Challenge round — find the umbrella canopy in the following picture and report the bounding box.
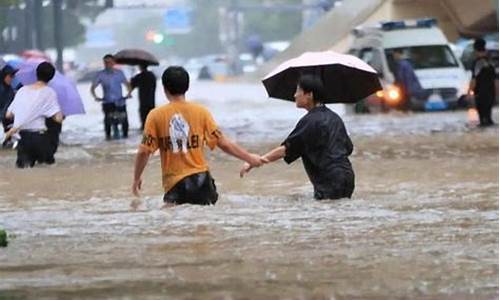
[20,49,51,62]
[114,49,159,66]
[262,51,382,103]
[15,61,85,116]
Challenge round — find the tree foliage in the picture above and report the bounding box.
[0,0,107,53]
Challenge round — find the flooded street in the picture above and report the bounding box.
[0,81,498,299]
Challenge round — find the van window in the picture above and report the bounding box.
[385,45,459,69]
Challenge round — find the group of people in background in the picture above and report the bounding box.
[0,53,158,168]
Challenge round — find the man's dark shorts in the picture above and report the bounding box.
[163,171,218,205]
[314,168,355,200]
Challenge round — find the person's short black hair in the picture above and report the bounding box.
[103,54,114,60]
[1,65,17,76]
[473,38,486,52]
[393,48,404,54]
[162,66,189,95]
[297,74,325,103]
[36,62,55,83]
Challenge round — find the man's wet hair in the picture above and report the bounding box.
[36,62,55,83]
[393,48,404,54]
[298,74,325,103]
[162,66,189,95]
[103,54,114,60]
[473,38,486,52]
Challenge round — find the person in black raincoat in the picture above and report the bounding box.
[240,74,355,200]
[0,65,18,147]
[468,38,498,127]
[130,64,156,130]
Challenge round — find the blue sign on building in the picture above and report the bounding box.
[163,7,192,34]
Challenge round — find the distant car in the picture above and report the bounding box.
[349,18,470,113]
[185,54,242,81]
[239,53,257,73]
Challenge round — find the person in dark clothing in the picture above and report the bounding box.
[240,74,355,200]
[0,65,18,147]
[45,117,61,161]
[468,38,499,127]
[131,64,156,130]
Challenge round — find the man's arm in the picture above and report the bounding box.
[216,133,266,167]
[132,147,152,197]
[3,126,19,141]
[240,145,286,177]
[125,81,132,98]
[90,82,102,101]
[52,112,64,123]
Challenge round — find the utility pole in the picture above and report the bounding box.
[53,0,64,72]
[24,0,34,49]
[34,0,44,50]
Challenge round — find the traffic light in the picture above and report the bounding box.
[153,33,164,44]
[145,30,176,46]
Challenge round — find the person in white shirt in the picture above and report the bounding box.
[4,62,63,168]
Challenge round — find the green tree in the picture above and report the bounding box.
[0,0,107,53]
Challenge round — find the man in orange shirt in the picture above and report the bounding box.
[132,66,266,207]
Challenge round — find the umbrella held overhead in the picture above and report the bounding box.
[262,50,382,103]
[114,49,159,66]
[15,61,85,116]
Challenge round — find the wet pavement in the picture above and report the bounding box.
[0,80,498,299]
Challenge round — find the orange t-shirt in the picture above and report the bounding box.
[140,100,221,192]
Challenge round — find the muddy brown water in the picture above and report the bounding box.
[0,81,497,299]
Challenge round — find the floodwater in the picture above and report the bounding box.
[0,81,498,300]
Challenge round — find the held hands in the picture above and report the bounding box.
[248,153,268,167]
[240,154,268,178]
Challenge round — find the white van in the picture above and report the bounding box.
[349,18,470,112]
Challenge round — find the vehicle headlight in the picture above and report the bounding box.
[384,84,402,106]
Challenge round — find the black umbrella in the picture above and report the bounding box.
[262,51,382,103]
[114,49,160,66]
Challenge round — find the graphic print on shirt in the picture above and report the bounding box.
[168,113,190,153]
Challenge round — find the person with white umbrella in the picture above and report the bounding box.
[240,74,355,200]
[240,50,382,200]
